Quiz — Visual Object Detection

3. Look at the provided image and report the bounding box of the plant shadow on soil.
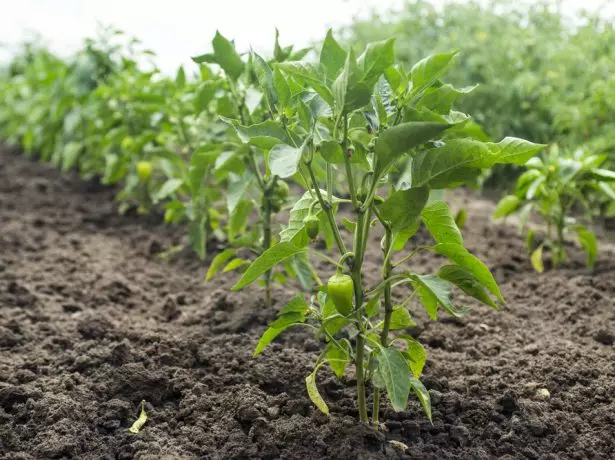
[0,148,614,459]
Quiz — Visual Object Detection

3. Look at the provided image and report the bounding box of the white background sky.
[1,0,613,72]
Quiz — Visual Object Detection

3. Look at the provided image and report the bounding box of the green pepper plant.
[231,30,544,424]
[493,144,615,271]
[193,31,314,307]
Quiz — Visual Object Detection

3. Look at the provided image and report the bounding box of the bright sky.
[0,0,613,72]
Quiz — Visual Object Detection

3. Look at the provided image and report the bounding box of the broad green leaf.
[410,273,463,319]
[254,311,306,356]
[433,243,504,302]
[229,199,253,241]
[202,31,245,80]
[398,335,426,378]
[175,66,186,87]
[233,242,304,290]
[306,371,329,415]
[393,220,420,251]
[292,252,313,291]
[531,245,544,273]
[320,29,346,79]
[333,49,372,113]
[418,84,477,114]
[526,228,536,252]
[319,140,344,164]
[269,144,301,178]
[365,295,381,318]
[61,142,82,171]
[409,378,432,422]
[358,37,396,87]
[526,176,545,200]
[493,195,521,219]
[206,249,236,281]
[280,293,309,314]
[374,121,453,179]
[326,339,351,379]
[410,51,459,99]
[597,181,615,200]
[421,200,463,245]
[575,226,597,269]
[153,178,184,203]
[376,347,411,412]
[273,68,290,110]
[379,186,429,231]
[389,306,416,330]
[486,138,545,166]
[589,168,615,181]
[437,265,496,308]
[280,190,339,247]
[253,52,277,111]
[276,61,334,107]
[221,117,290,149]
[194,81,216,114]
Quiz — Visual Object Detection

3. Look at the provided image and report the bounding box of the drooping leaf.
[421,200,463,245]
[398,335,426,378]
[306,371,329,415]
[433,243,504,302]
[410,273,464,319]
[233,242,304,291]
[409,378,432,422]
[531,245,544,273]
[437,265,497,308]
[376,347,411,412]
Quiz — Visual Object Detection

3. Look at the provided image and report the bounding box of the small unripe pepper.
[328,273,354,315]
[303,214,319,240]
[136,161,152,182]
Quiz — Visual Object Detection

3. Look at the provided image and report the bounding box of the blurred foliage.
[344,0,615,184]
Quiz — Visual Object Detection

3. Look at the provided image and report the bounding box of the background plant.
[493,144,615,271]
[231,30,544,424]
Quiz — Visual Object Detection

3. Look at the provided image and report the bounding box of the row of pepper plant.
[4,26,589,426]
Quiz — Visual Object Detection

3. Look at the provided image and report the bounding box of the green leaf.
[223,258,250,273]
[229,199,253,241]
[206,249,236,281]
[437,265,497,308]
[306,371,329,415]
[220,117,290,150]
[486,138,545,166]
[194,81,216,114]
[280,190,339,247]
[421,200,463,245]
[410,51,459,98]
[454,208,468,230]
[333,49,372,114]
[326,339,351,379]
[418,84,477,114]
[376,347,411,412]
[320,291,349,336]
[389,306,416,330]
[493,195,521,219]
[253,52,277,111]
[409,378,432,422]
[393,221,420,251]
[153,178,184,203]
[597,181,615,200]
[531,245,544,273]
[365,295,381,318]
[175,66,186,87]
[379,186,429,231]
[254,311,306,356]
[374,121,453,179]
[434,243,504,302]
[589,168,615,181]
[398,335,426,379]
[358,37,396,87]
[410,273,460,319]
[319,140,344,164]
[276,61,334,107]
[233,242,304,291]
[526,176,545,200]
[280,293,309,315]
[269,144,301,178]
[320,29,346,79]
[208,31,245,80]
[575,226,597,269]
[189,218,207,261]
[273,68,290,110]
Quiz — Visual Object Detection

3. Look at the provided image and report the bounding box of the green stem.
[341,114,359,210]
[373,226,393,427]
[306,162,348,257]
[263,192,273,308]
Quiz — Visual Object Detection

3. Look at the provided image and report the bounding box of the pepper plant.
[494,144,615,271]
[193,31,314,306]
[231,31,544,424]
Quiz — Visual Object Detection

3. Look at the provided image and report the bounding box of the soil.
[0,147,614,460]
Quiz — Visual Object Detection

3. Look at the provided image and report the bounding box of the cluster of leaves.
[227,30,544,424]
[494,145,615,271]
[344,0,615,188]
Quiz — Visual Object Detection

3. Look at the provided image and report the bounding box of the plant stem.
[306,163,347,257]
[373,227,394,427]
[263,192,272,308]
[352,208,370,423]
[341,114,359,210]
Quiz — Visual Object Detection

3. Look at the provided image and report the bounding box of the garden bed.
[0,148,614,459]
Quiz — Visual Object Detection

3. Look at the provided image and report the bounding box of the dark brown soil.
[1,148,614,460]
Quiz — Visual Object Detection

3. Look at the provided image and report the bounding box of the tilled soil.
[0,148,614,460]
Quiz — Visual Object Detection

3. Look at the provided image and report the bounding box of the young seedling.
[128,400,148,434]
[232,30,544,424]
[494,144,614,271]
